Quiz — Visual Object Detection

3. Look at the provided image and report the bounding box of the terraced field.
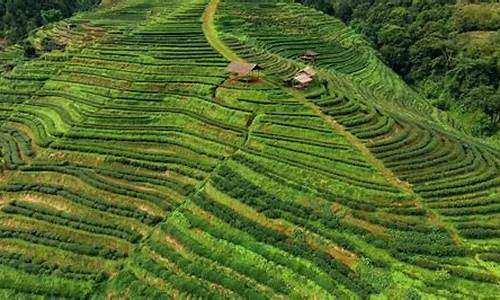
[0,0,498,298]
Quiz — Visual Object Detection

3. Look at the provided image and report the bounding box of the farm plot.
[0,0,498,298]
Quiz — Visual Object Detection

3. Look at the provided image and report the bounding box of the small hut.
[301,50,318,63]
[225,62,263,82]
[67,23,79,30]
[292,66,317,89]
[293,73,313,89]
[297,66,317,78]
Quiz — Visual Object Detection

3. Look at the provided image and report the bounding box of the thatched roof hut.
[225,62,262,76]
[225,62,263,82]
[301,50,318,62]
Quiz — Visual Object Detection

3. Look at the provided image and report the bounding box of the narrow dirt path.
[202,0,241,62]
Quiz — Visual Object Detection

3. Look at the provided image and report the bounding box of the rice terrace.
[0,0,499,298]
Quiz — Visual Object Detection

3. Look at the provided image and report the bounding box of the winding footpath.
[202,0,241,62]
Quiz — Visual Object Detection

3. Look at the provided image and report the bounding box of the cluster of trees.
[0,0,100,43]
[298,0,499,136]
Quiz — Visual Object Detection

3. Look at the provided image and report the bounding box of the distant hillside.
[0,0,100,44]
[298,0,500,139]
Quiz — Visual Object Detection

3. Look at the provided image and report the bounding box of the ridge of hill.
[0,0,498,298]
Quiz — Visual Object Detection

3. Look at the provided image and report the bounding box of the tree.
[22,39,36,58]
[0,0,100,43]
[378,24,411,74]
[435,268,451,281]
[406,287,421,300]
[41,9,63,24]
[464,85,500,133]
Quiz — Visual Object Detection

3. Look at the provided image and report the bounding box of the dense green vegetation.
[298,0,500,137]
[0,0,498,298]
[0,0,100,43]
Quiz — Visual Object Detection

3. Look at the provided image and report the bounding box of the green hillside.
[0,0,498,298]
[298,0,500,141]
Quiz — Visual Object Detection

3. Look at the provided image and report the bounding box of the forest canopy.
[0,0,100,43]
[297,0,500,137]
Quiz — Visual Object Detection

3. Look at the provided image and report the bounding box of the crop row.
[0,182,162,225]
[132,251,228,299]
[0,250,106,282]
[20,164,173,212]
[232,153,396,210]
[0,226,125,259]
[2,200,141,243]
[188,192,373,297]
[242,147,399,193]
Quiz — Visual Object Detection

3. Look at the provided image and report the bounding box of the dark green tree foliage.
[41,8,63,24]
[297,0,500,136]
[0,0,100,42]
[22,39,36,57]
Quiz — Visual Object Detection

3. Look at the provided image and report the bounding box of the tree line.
[0,0,100,43]
[297,0,499,136]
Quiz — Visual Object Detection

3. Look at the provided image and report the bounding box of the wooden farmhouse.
[298,66,317,77]
[293,66,317,89]
[225,62,263,82]
[293,73,313,89]
[301,50,318,63]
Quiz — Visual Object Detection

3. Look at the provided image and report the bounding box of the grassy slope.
[0,0,498,298]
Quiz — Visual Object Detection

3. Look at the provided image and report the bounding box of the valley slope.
[0,0,498,298]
